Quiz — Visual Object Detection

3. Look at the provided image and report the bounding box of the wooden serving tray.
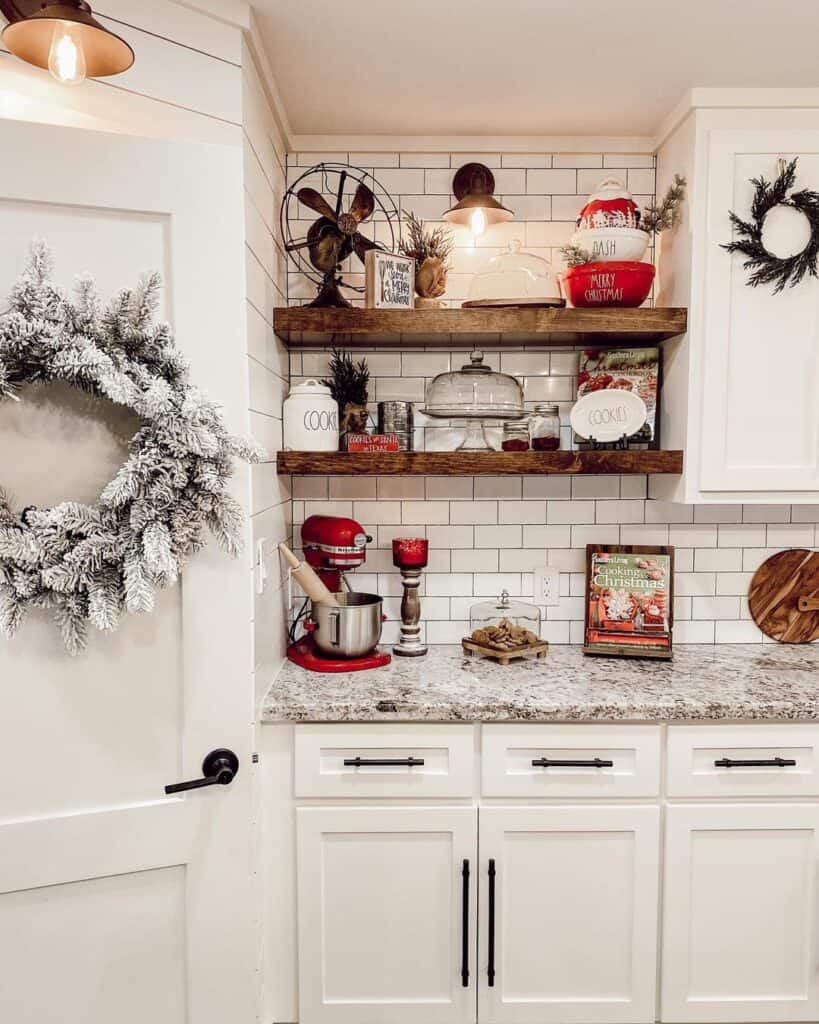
[462,637,549,665]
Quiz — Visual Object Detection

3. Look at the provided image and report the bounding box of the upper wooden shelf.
[274,306,687,347]
[277,450,684,477]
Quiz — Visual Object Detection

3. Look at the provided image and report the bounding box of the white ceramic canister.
[283,379,339,451]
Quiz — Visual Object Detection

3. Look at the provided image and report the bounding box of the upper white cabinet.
[653,96,819,503]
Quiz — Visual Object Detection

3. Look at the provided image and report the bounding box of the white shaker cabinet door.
[296,806,477,1024]
[478,806,660,1024]
[700,129,819,492]
[662,804,819,1022]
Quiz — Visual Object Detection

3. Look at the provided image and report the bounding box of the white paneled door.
[297,806,478,1024]
[662,804,819,1023]
[0,120,254,1024]
[478,806,660,1024]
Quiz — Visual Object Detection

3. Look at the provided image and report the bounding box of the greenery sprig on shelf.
[398,211,454,269]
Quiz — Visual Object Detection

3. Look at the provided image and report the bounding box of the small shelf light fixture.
[1,1,134,86]
[443,162,514,240]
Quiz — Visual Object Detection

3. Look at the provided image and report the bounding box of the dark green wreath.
[722,158,819,293]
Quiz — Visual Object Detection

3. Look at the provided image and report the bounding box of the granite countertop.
[261,645,819,724]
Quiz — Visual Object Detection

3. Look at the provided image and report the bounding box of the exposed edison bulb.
[48,23,87,86]
[470,207,488,238]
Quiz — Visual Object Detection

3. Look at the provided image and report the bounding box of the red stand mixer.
[283,515,391,672]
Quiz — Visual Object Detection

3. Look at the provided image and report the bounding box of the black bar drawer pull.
[531,756,614,769]
[461,859,470,987]
[343,756,425,767]
[714,756,796,768]
[488,858,496,988]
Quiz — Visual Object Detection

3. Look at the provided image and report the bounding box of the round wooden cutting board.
[748,549,819,644]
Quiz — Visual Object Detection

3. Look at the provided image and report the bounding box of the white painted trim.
[171,0,250,29]
[244,7,293,150]
[288,133,657,154]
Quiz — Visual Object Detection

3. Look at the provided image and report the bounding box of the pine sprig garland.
[0,242,264,653]
[722,158,819,292]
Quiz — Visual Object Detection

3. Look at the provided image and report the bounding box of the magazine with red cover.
[584,544,674,659]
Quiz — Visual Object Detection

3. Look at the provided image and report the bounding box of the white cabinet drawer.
[482,725,662,798]
[667,724,819,797]
[294,725,473,798]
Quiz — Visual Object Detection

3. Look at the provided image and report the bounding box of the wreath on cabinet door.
[0,242,263,653]
[722,158,819,292]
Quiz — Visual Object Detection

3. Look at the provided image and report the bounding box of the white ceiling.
[252,0,819,138]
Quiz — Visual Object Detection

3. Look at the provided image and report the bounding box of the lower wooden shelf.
[277,450,683,476]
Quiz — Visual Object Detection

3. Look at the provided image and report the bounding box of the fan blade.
[297,187,338,222]
[352,232,379,263]
[349,183,375,224]
[307,218,346,273]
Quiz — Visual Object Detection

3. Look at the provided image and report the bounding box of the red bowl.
[563,260,655,308]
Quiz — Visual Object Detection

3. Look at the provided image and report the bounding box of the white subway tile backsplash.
[714,620,762,643]
[694,504,743,524]
[425,476,474,500]
[716,572,754,596]
[377,477,426,500]
[620,476,648,499]
[694,548,744,572]
[501,153,551,168]
[674,621,716,643]
[474,477,523,500]
[676,572,716,597]
[571,525,620,547]
[526,168,578,194]
[578,168,623,193]
[354,500,401,524]
[645,501,694,524]
[523,477,572,499]
[427,525,473,548]
[427,621,471,644]
[718,523,767,547]
[521,525,573,547]
[669,524,718,548]
[451,501,498,525]
[453,548,499,572]
[692,596,741,620]
[619,524,670,545]
[791,505,819,522]
[554,153,603,168]
[766,524,814,547]
[473,573,521,596]
[547,500,595,525]
[595,499,645,524]
[475,524,523,548]
[402,501,450,525]
[329,476,377,500]
[426,574,473,597]
[400,152,451,167]
[743,504,791,524]
[499,500,548,525]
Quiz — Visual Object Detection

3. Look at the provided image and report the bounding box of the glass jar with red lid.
[530,403,561,451]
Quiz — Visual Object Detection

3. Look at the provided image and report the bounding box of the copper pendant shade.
[1,1,134,78]
[443,162,514,228]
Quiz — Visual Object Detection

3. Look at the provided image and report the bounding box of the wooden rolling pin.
[278,542,339,607]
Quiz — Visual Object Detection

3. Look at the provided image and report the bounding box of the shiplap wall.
[287,147,819,645]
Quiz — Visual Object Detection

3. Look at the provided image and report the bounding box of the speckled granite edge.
[261,644,819,724]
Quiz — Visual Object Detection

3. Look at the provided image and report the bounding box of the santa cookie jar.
[572,178,648,262]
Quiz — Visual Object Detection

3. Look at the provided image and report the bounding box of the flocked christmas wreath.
[0,243,262,653]
[722,158,819,292]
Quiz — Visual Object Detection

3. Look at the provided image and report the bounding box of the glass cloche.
[464,240,564,307]
[469,590,541,635]
[423,351,524,418]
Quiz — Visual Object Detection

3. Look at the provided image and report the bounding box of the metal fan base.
[306,276,355,309]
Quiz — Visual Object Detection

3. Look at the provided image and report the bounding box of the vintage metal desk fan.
[280,162,399,308]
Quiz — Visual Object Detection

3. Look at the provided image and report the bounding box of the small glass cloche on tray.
[465,590,543,660]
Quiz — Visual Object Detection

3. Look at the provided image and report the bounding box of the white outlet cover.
[534,566,561,607]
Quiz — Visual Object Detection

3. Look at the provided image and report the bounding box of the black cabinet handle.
[165,748,239,795]
[343,756,425,767]
[461,859,470,987]
[714,756,796,768]
[488,858,496,988]
[531,756,614,768]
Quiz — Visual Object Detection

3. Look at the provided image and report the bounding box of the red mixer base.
[287,638,392,673]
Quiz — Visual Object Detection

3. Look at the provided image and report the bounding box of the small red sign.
[344,434,401,452]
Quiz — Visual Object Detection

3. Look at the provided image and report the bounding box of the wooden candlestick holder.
[395,565,427,657]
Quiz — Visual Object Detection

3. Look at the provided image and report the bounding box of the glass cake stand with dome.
[462,240,565,308]
[422,350,525,450]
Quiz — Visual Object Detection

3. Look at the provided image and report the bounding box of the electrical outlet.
[534,566,561,606]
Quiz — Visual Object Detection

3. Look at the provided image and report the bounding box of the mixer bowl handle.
[329,608,341,646]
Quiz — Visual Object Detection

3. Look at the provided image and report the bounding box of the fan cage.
[279,162,400,294]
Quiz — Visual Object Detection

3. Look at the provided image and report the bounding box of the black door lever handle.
[165,748,239,795]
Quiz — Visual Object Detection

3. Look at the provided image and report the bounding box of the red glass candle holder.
[392,537,429,570]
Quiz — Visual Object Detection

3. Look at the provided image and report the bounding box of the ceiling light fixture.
[443,162,514,239]
[1,1,134,86]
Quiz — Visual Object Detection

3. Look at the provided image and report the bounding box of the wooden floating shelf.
[277,450,684,477]
[274,306,687,347]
